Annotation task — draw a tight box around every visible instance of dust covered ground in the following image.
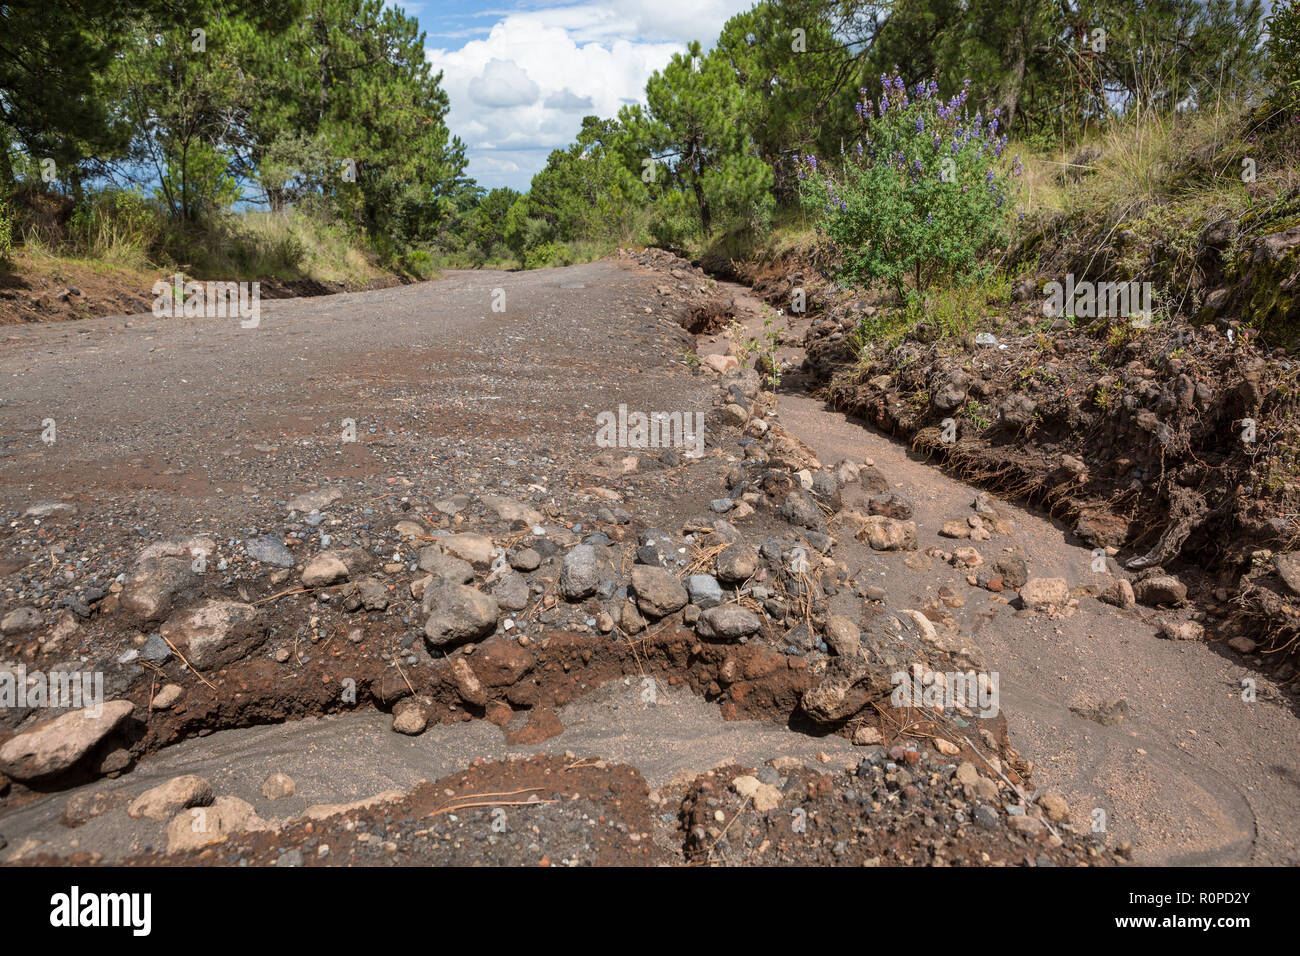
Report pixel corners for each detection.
[0,254,1293,866]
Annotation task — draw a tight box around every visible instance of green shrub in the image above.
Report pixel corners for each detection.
[0,200,12,264]
[797,71,1020,296]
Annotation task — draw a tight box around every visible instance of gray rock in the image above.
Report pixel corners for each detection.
[974,805,1000,829]
[417,546,474,584]
[244,535,294,568]
[716,544,758,583]
[353,576,390,611]
[119,537,216,622]
[931,368,971,412]
[778,490,825,532]
[423,583,499,649]
[287,488,342,513]
[630,565,688,617]
[302,552,349,588]
[685,574,723,609]
[491,572,530,612]
[1134,574,1187,607]
[508,547,542,572]
[695,605,761,641]
[1273,553,1300,597]
[0,607,41,635]
[561,545,600,601]
[160,600,266,670]
[140,634,172,663]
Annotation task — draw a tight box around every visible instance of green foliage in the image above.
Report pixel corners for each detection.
[0,199,12,264]
[645,42,773,238]
[1268,0,1300,109]
[798,72,1019,295]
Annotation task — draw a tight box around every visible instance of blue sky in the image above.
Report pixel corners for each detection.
[407,0,755,191]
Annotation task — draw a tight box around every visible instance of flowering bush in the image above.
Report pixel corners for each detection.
[796,70,1021,296]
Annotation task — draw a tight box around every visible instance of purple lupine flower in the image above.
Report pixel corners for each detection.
[916,115,924,132]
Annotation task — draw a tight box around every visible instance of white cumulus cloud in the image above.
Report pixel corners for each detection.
[426,1,753,191]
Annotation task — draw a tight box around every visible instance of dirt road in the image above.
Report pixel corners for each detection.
[0,257,1295,866]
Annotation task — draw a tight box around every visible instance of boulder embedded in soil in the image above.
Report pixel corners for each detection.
[159,600,266,670]
[0,701,134,782]
[423,583,499,649]
[630,565,689,617]
[560,544,600,601]
[1019,578,1070,608]
[128,775,213,821]
[1133,574,1187,607]
[694,605,761,641]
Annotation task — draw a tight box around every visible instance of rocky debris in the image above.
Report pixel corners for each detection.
[128,775,213,821]
[418,546,475,584]
[490,572,530,611]
[1019,578,1070,609]
[302,552,349,587]
[715,543,758,583]
[801,669,882,723]
[393,696,434,735]
[508,547,542,572]
[449,656,487,707]
[287,488,342,513]
[262,773,296,800]
[0,606,40,635]
[869,492,914,520]
[423,583,499,649]
[823,615,861,657]
[150,684,184,710]
[1157,619,1205,641]
[994,554,1029,589]
[855,516,917,552]
[244,535,295,568]
[159,600,266,670]
[1273,553,1300,597]
[1133,573,1187,607]
[300,789,406,822]
[778,489,825,532]
[629,565,689,617]
[1098,578,1136,609]
[345,576,390,612]
[119,536,216,621]
[694,605,761,641]
[166,796,267,852]
[685,574,723,609]
[732,774,782,812]
[23,500,77,518]
[0,701,134,782]
[561,544,600,601]
[62,790,125,828]
[1070,698,1128,726]
[440,533,495,569]
[481,495,544,528]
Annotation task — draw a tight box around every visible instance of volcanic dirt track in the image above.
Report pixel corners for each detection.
[0,257,1295,866]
